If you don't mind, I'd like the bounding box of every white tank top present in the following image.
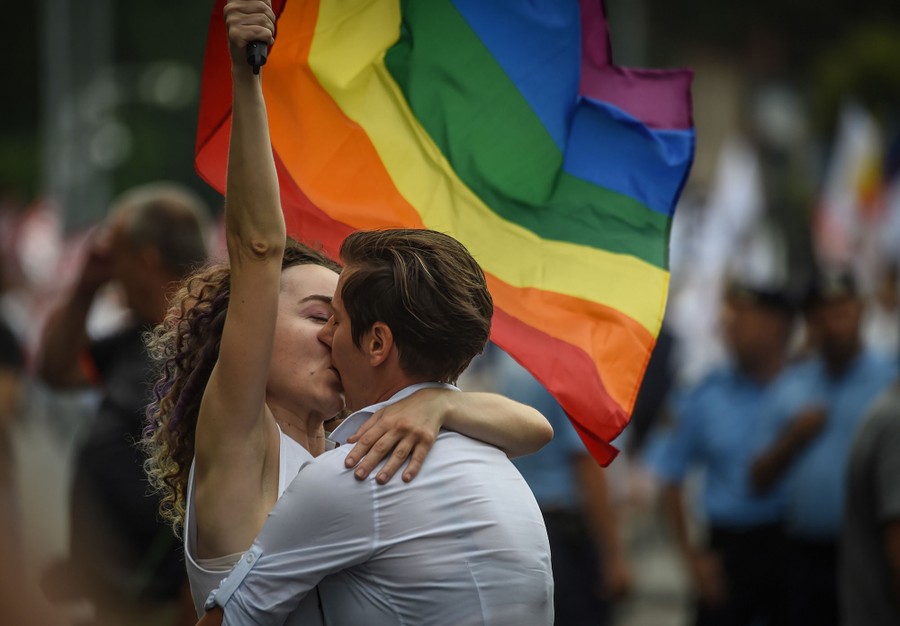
[184,426,321,623]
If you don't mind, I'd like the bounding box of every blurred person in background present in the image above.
[35,182,211,626]
[0,292,61,624]
[0,251,25,535]
[862,262,899,358]
[481,344,631,626]
[840,373,900,626]
[0,229,63,625]
[0,260,26,578]
[653,280,796,626]
[751,269,898,626]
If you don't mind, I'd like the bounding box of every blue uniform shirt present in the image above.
[654,365,786,528]
[758,350,898,539]
[490,349,586,510]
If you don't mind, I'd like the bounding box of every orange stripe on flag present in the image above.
[263,0,426,231]
[490,307,634,465]
[485,275,654,413]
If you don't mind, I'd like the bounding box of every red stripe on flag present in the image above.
[491,307,638,466]
[273,150,354,257]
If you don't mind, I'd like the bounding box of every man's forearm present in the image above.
[35,290,94,387]
[196,606,224,626]
[661,483,694,564]
[578,456,620,558]
[443,392,553,457]
[751,433,809,492]
[750,441,798,493]
[751,408,825,492]
[577,455,630,597]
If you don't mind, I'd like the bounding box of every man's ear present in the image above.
[366,322,394,367]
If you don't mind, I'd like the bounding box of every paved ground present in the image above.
[607,460,692,626]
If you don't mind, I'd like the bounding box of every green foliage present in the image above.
[811,22,900,134]
[3,1,219,219]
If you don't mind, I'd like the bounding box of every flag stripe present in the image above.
[451,0,694,207]
[300,0,666,333]
[304,2,668,334]
[562,100,694,220]
[486,274,656,410]
[491,306,637,466]
[385,39,673,266]
[385,0,686,241]
[264,0,425,231]
[195,0,695,467]
[446,0,581,152]
[578,0,695,131]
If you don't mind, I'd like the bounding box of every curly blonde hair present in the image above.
[141,238,341,534]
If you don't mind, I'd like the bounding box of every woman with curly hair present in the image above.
[142,1,553,620]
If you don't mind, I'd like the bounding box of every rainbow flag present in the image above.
[196,0,695,465]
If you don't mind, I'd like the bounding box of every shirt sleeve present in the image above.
[651,387,703,484]
[753,366,809,451]
[208,451,376,624]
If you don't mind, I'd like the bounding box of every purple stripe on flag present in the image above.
[579,0,694,130]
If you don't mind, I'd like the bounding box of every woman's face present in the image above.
[266,264,344,421]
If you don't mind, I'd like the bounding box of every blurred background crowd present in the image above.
[2,1,900,625]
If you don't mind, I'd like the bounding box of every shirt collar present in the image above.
[327,382,459,446]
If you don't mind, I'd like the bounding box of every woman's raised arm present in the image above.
[192,0,285,556]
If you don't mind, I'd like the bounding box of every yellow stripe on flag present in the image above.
[303,0,668,335]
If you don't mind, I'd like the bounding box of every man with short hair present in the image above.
[653,279,797,626]
[203,228,553,626]
[840,379,900,626]
[37,182,210,626]
[751,269,898,626]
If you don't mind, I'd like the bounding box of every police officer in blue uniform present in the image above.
[751,269,898,626]
[654,280,796,626]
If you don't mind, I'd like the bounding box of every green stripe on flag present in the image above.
[385,0,670,269]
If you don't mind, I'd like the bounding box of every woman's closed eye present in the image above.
[296,303,332,324]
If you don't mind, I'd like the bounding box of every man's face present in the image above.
[318,268,371,412]
[721,296,788,364]
[108,222,156,321]
[809,295,862,359]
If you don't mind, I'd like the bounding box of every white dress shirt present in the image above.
[208,383,553,625]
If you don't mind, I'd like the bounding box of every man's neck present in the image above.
[330,381,452,446]
[823,342,862,379]
[347,374,431,413]
[738,350,785,385]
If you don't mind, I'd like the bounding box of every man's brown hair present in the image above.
[339,229,493,384]
[111,182,212,279]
